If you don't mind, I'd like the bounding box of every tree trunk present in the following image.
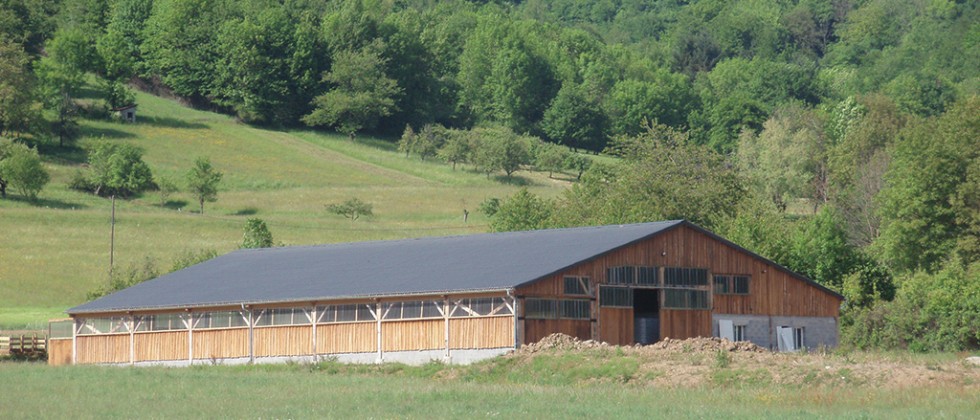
[0,177,6,198]
[200,199,204,214]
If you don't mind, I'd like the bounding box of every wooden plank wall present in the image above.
[47,338,72,366]
[316,322,376,354]
[524,319,590,343]
[449,317,514,349]
[135,332,187,361]
[517,224,842,345]
[382,320,443,352]
[193,329,248,359]
[598,308,633,345]
[660,309,711,340]
[254,326,312,357]
[76,335,129,364]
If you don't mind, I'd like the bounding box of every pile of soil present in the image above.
[507,333,980,389]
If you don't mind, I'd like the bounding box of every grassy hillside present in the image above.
[0,91,571,329]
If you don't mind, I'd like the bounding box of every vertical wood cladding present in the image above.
[598,308,633,345]
[193,328,248,359]
[382,320,443,352]
[316,322,376,354]
[254,326,312,357]
[524,319,590,343]
[517,224,841,344]
[76,334,129,364]
[134,332,187,361]
[449,317,514,349]
[47,338,72,366]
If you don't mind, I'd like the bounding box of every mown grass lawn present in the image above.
[1,360,976,419]
[0,90,573,328]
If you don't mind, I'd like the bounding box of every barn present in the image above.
[47,220,843,366]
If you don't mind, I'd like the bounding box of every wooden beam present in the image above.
[71,318,77,365]
[375,302,382,363]
[129,315,135,365]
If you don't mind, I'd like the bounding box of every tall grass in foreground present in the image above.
[1,359,977,419]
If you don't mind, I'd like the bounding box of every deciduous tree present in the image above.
[186,156,222,214]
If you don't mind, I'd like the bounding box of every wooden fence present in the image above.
[0,334,47,358]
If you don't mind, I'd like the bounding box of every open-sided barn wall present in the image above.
[67,293,516,366]
[516,224,841,346]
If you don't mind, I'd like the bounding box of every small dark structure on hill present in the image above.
[112,105,137,123]
[49,221,842,366]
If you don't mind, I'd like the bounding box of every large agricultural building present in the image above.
[48,220,843,366]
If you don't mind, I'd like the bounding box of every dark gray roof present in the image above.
[68,221,685,314]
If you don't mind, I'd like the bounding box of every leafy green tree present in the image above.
[0,38,37,138]
[540,83,609,151]
[606,72,694,136]
[414,123,448,161]
[35,28,90,146]
[787,206,860,290]
[533,142,569,178]
[489,187,552,232]
[0,140,48,201]
[84,141,154,198]
[876,97,979,273]
[437,129,471,170]
[241,218,274,249]
[469,126,531,178]
[398,124,416,157]
[302,42,401,139]
[96,0,153,81]
[155,175,178,206]
[186,156,222,214]
[563,153,591,181]
[327,197,373,223]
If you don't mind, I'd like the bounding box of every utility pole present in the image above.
[109,195,115,285]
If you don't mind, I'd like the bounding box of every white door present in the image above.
[718,319,734,341]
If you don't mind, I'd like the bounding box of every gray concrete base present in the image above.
[116,348,513,367]
[712,314,838,351]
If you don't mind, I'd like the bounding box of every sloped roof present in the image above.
[68,221,685,314]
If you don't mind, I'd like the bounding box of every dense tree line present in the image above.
[2,0,978,350]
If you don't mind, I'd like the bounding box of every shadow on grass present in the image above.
[36,144,87,165]
[229,207,259,216]
[3,195,87,210]
[80,125,136,140]
[162,199,189,210]
[138,115,209,129]
[493,174,536,186]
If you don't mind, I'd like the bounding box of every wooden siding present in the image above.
[135,332,187,361]
[76,335,129,364]
[316,322,376,354]
[47,338,72,366]
[517,224,841,345]
[524,319,590,343]
[254,326,312,357]
[660,309,712,340]
[193,328,248,359]
[598,308,633,345]
[382,320,443,352]
[449,317,514,349]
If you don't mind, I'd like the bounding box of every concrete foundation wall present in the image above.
[122,348,513,367]
[712,314,838,351]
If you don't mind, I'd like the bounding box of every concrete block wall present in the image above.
[712,314,838,351]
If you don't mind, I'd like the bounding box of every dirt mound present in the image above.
[518,333,765,355]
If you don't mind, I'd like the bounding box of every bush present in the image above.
[84,141,154,197]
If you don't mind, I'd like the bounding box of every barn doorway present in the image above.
[633,288,660,345]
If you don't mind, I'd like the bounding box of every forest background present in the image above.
[1,0,978,351]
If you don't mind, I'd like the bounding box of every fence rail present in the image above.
[0,334,47,358]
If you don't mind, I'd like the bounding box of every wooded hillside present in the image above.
[1,0,977,350]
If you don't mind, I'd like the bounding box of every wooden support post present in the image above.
[511,293,520,349]
[311,304,317,357]
[443,297,450,360]
[129,315,135,365]
[248,308,255,364]
[187,312,193,364]
[375,302,383,363]
[71,318,77,365]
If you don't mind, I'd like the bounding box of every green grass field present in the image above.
[0,90,571,329]
[2,351,977,419]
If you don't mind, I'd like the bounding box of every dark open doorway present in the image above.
[633,288,660,345]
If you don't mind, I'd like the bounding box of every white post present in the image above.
[375,302,383,364]
[311,305,317,357]
[129,315,135,365]
[248,309,255,364]
[71,318,77,365]
[443,297,451,361]
[187,312,193,364]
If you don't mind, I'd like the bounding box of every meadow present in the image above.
[0,90,570,329]
[2,345,978,419]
